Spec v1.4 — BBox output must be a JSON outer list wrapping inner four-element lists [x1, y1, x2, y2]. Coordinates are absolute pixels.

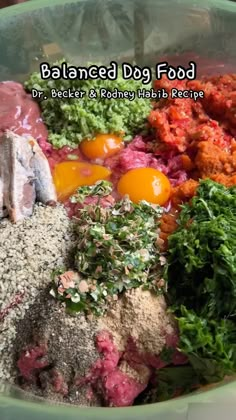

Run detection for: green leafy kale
[[25, 61, 152, 148], [51, 181, 164, 315]]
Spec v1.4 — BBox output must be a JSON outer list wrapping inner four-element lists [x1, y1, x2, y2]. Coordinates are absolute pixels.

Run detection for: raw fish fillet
[[30, 139, 57, 206], [0, 131, 57, 222]]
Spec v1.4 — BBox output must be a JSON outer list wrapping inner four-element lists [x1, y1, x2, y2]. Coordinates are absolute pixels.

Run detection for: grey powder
[[0, 204, 76, 382]]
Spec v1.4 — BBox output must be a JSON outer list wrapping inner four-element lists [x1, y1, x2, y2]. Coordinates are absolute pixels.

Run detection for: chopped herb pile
[[51, 181, 164, 315], [165, 179, 236, 385], [70, 180, 113, 204], [25, 61, 152, 148]]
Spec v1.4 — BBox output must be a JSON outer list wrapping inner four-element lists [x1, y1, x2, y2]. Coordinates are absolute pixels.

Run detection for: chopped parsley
[[165, 179, 236, 384], [138, 180, 236, 404], [70, 180, 113, 204], [166, 179, 236, 319], [177, 306, 236, 382]]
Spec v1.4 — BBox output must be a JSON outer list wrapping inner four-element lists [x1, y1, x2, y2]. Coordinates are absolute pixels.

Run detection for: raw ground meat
[[39, 134, 189, 189], [105, 136, 188, 187], [159, 136, 236, 248], [150, 75, 236, 246], [195, 140, 236, 183], [14, 288, 103, 407], [0, 82, 47, 140], [14, 287, 184, 407], [38, 134, 190, 219]]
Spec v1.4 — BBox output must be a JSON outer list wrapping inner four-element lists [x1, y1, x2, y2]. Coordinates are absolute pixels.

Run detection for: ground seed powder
[[0, 204, 76, 382], [13, 290, 102, 406], [98, 287, 176, 354]]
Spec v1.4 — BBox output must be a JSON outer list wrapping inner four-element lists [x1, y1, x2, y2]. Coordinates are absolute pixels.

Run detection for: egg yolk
[[117, 167, 171, 205], [53, 161, 111, 201], [80, 134, 124, 160]]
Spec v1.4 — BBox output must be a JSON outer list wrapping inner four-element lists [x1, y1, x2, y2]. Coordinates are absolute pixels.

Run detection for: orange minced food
[[151, 75, 236, 245], [159, 179, 199, 250], [195, 139, 236, 182]]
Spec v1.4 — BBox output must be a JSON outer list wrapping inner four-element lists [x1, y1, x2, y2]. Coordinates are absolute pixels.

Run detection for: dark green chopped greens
[[139, 365, 200, 404], [139, 180, 236, 404], [159, 346, 175, 364], [166, 179, 236, 319], [178, 179, 236, 223], [51, 181, 164, 315], [177, 306, 236, 382], [164, 179, 236, 390], [25, 61, 152, 148]]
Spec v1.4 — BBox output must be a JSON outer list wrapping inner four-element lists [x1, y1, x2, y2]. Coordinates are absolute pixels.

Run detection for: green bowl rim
[[0, 0, 236, 18], [1, 378, 236, 416]]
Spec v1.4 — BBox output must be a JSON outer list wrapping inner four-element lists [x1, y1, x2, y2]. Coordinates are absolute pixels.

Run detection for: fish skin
[[0, 131, 57, 223], [0, 131, 36, 222], [0, 177, 7, 218], [29, 138, 57, 205], [0, 177, 3, 217]]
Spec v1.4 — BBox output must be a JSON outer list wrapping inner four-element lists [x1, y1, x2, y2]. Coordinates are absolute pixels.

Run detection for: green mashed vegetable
[[25, 62, 152, 148]]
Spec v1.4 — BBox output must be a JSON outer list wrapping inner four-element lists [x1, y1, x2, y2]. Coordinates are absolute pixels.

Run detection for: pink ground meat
[[50, 370, 69, 396], [76, 330, 187, 407], [38, 138, 84, 171], [102, 370, 146, 407], [105, 136, 188, 186], [17, 345, 49, 381], [84, 331, 148, 407], [39, 135, 189, 188], [17, 328, 187, 407]]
